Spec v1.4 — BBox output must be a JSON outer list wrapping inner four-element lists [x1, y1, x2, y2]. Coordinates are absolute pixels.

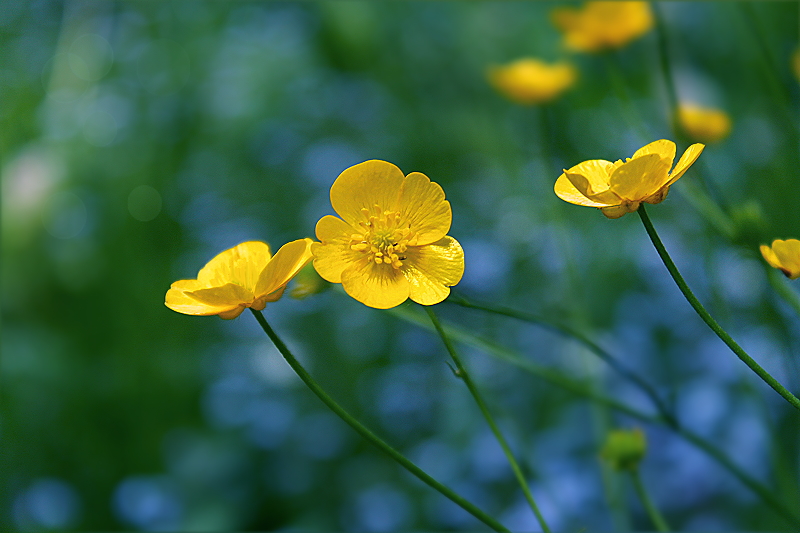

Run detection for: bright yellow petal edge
[[166, 239, 314, 319], [761, 239, 800, 280]]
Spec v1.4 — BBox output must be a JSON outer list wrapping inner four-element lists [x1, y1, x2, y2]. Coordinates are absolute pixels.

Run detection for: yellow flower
[[760, 239, 800, 280], [165, 239, 313, 319], [312, 160, 464, 309], [554, 139, 705, 219], [552, 1, 653, 53], [677, 103, 731, 143], [488, 58, 577, 105], [792, 48, 800, 84]]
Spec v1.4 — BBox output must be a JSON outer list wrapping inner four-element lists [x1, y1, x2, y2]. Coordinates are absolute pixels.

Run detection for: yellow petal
[[255, 238, 314, 297], [632, 139, 676, 164], [165, 286, 239, 316], [766, 239, 800, 279], [340, 256, 410, 309], [397, 172, 452, 245], [760, 244, 781, 270], [402, 236, 464, 306], [312, 215, 363, 283], [197, 241, 271, 292], [218, 306, 247, 320], [563, 159, 614, 196], [601, 201, 640, 219], [185, 283, 254, 307], [171, 279, 206, 291], [330, 160, 405, 226], [554, 174, 615, 207], [609, 153, 671, 201], [665, 143, 704, 186]]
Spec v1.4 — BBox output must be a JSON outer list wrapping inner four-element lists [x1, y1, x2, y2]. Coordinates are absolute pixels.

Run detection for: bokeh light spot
[[82, 110, 117, 146], [68, 33, 114, 81]]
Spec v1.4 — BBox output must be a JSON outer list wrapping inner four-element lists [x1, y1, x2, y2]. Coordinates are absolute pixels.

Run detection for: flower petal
[[312, 215, 363, 283], [665, 143, 704, 186], [767, 239, 800, 279], [340, 257, 410, 309], [165, 286, 239, 316], [563, 159, 614, 196], [554, 174, 615, 207], [330, 160, 406, 226], [609, 153, 671, 201], [402, 236, 464, 306], [631, 139, 676, 164], [185, 283, 254, 307], [398, 171, 452, 245], [197, 241, 271, 292], [255, 238, 314, 297]]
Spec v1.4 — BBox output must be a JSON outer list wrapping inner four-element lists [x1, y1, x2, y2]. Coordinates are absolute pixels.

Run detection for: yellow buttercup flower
[[552, 1, 653, 53], [488, 58, 577, 105], [312, 160, 464, 309], [760, 239, 800, 279], [677, 103, 731, 143], [165, 239, 313, 319], [554, 139, 704, 219]]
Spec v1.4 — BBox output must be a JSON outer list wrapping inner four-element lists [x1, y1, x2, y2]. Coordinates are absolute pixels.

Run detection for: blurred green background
[[2, 1, 799, 531]]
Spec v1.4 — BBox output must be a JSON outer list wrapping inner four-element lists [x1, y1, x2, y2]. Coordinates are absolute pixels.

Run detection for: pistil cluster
[[349, 205, 417, 269]]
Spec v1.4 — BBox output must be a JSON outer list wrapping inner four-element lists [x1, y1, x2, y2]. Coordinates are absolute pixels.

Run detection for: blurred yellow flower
[[792, 48, 800, 83], [488, 58, 577, 105], [677, 103, 731, 143], [760, 239, 800, 279], [312, 160, 464, 309], [552, 1, 653, 53], [554, 139, 704, 218], [165, 239, 313, 319]]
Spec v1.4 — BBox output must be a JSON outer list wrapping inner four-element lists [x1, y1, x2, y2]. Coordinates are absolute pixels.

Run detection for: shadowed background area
[[2, 1, 799, 531]]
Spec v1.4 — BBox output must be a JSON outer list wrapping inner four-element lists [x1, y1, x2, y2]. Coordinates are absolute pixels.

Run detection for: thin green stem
[[425, 307, 552, 533], [388, 304, 800, 527], [637, 204, 800, 412], [447, 294, 678, 429], [630, 468, 670, 532], [765, 266, 800, 319], [249, 309, 509, 532]]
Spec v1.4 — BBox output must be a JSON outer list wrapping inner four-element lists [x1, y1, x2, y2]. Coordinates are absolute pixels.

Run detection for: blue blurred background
[[2, 1, 799, 531]]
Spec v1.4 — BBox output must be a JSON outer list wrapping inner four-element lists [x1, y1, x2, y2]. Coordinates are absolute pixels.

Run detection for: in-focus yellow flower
[[554, 139, 704, 219], [677, 103, 731, 143], [552, 1, 653, 53], [488, 58, 577, 105], [760, 239, 800, 280], [312, 160, 464, 309], [165, 239, 313, 319]]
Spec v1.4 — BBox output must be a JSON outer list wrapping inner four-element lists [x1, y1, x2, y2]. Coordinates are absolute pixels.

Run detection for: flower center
[[349, 205, 417, 269]]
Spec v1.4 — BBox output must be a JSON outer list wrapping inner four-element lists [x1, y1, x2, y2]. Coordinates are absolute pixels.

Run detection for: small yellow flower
[[554, 139, 705, 218], [792, 48, 800, 84], [552, 1, 653, 53], [760, 239, 800, 280], [312, 160, 464, 309], [600, 428, 647, 471], [165, 239, 313, 319], [488, 58, 577, 105], [677, 103, 732, 143]]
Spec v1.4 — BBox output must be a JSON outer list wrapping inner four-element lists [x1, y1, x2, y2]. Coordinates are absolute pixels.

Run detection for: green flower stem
[[630, 468, 670, 532], [388, 304, 800, 527], [765, 266, 800, 319], [249, 309, 509, 533], [637, 204, 800, 413], [447, 294, 678, 429], [425, 307, 552, 533]]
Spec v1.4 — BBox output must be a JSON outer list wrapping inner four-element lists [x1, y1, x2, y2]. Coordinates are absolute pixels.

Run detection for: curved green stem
[[447, 294, 678, 429], [630, 468, 670, 532], [249, 309, 509, 532], [388, 304, 800, 527], [425, 307, 552, 533], [637, 204, 800, 412]]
